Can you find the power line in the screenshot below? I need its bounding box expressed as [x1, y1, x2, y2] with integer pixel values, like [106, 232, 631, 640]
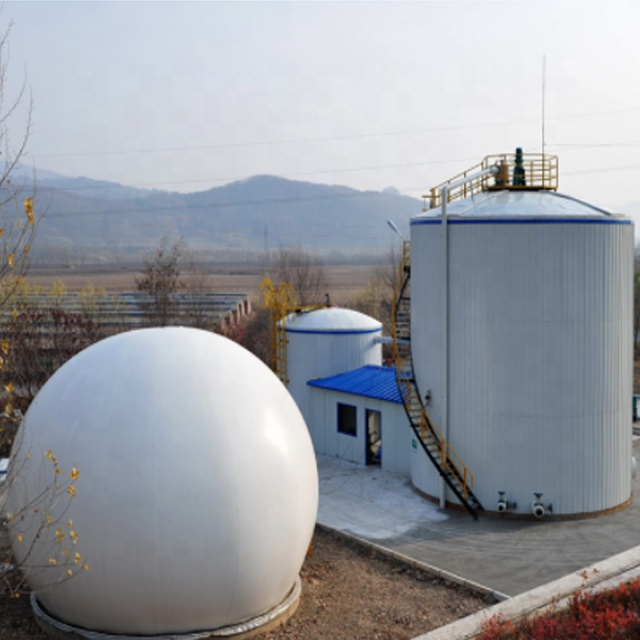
[563, 163, 640, 176]
[30, 105, 640, 161]
[29, 120, 538, 159]
[548, 142, 640, 149]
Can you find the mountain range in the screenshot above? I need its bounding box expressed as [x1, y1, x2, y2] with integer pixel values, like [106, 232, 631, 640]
[23, 166, 637, 267]
[22, 168, 420, 265]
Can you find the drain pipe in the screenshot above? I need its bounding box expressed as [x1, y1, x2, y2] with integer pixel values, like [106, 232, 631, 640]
[440, 165, 499, 509]
[440, 186, 449, 509]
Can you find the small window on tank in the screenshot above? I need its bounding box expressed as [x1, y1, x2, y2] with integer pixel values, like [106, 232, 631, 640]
[337, 403, 357, 437]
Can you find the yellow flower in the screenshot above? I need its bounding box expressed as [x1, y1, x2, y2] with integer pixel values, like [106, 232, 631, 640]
[4, 382, 13, 393]
[0, 339, 9, 355]
[67, 485, 76, 498]
[82, 564, 89, 571]
[48, 557, 57, 565]
[74, 552, 81, 564]
[55, 528, 64, 544]
[7, 253, 14, 268]
[45, 513, 53, 525]
[69, 467, 79, 481]
[67, 519, 73, 529]
[45, 450, 54, 461]
[69, 530, 77, 544]
[16, 532, 22, 543]
[66, 568, 73, 577]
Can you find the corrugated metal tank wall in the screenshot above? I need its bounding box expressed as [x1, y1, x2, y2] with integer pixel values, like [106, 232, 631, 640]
[410, 192, 634, 516]
[285, 308, 382, 424]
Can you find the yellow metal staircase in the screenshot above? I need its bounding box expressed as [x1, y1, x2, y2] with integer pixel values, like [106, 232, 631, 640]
[391, 241, 483, 519]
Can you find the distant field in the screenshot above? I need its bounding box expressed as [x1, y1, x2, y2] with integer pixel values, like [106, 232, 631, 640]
[23, 262, 379, 306]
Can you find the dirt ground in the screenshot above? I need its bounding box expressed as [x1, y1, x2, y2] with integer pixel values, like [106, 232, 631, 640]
[0, 527, 488, 640]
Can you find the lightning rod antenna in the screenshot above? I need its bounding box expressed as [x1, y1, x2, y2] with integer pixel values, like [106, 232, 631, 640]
[542, 55, 546, 157]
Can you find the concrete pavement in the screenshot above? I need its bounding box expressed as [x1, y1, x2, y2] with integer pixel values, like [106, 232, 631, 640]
[316, 438, 640, 598]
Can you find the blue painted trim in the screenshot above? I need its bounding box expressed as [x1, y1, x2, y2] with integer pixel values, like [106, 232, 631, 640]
[285, 327, 380, 335]
[411, 218, 632, 226]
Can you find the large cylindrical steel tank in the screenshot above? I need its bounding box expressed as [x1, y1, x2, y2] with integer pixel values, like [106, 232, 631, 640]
[410, 190, 634, 516]
[284, 308, 382, 423]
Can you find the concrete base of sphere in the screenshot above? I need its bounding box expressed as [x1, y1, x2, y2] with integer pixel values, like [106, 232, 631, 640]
[31, 578, 302, 640]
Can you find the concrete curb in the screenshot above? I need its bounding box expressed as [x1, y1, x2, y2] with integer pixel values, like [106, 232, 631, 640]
[414, 544, 640, 640]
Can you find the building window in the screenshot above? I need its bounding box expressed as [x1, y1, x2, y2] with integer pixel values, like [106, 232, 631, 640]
[337, 403, 357, 437]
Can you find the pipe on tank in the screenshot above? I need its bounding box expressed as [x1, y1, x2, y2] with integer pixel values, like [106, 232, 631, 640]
[531, 492, 552, 519]
[497, 490, 516, 513]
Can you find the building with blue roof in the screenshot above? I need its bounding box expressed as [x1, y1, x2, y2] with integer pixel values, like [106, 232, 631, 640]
[306, 365, 412, 475]
[277, 307, 414, 478]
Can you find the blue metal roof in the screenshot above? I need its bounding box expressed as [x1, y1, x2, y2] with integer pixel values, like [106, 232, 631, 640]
[307, 365, 402, 404]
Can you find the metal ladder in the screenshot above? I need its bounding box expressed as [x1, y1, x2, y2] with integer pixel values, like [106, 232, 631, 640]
[391, 241, 483, 519]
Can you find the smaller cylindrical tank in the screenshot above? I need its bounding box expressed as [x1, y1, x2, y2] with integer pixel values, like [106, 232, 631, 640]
[285, 308, 382, 423]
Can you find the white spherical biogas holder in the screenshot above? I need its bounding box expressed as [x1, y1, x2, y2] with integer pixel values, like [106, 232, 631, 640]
[5, 327, 318, 638]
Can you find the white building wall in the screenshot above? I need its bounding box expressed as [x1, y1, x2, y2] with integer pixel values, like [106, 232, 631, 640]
[380, 402, 413, 476]
[307, 388, 412, 475]
[411, 215, 633, 515]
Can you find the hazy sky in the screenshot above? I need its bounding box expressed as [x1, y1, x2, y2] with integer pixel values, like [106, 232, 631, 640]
[2, 1, 640, 211]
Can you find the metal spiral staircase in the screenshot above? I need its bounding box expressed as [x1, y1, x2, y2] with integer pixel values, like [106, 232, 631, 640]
[391, 241, 483, 519]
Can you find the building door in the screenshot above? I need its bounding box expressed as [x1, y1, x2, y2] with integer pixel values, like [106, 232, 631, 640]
[365, 409, 381, 466]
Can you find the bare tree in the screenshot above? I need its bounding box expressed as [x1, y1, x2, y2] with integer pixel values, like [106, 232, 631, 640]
[349, 246, 398, 335]
[269, 246, 329, 306]
[7, 306, 99, 412]
[0, 18, 38, 457]
[234, 306, 271, 365]
[135, 238, 183, 326]
[0, 25, 36, 310]
[181, 259, 216, 330]
[0, 22, 89, 598]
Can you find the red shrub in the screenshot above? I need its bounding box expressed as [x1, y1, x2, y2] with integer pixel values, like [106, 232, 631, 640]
[479, 579, 640, 640]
